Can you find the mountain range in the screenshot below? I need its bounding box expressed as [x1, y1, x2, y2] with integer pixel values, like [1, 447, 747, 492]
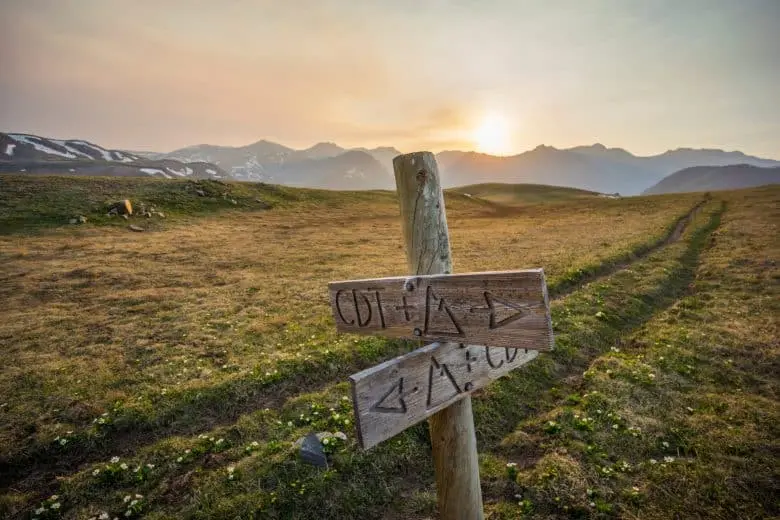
[0, 133, 229, 180]
[3, 132, 779, 195]
[156, 140, 780, 194]
[138, 141, 400, 190]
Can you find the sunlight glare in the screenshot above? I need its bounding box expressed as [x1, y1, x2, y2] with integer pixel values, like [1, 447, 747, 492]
[472, 112, 513, 155]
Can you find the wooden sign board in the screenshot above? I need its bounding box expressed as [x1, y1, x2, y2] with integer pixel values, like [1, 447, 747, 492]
[350, 341, 538, 449]
[329, 269, 553, 352]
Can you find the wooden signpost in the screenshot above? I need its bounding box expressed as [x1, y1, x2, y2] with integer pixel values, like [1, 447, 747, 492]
[327, 151, 554, 519]
[328, 270, 553, 351]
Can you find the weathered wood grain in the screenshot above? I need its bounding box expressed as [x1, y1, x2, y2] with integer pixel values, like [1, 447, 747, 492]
[393, 151, 484, 520]
[350, 341, 538, 450]
[328, 269, 554, 351]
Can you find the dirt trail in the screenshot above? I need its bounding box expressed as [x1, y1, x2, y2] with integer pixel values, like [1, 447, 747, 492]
[550, 196, 710, 299]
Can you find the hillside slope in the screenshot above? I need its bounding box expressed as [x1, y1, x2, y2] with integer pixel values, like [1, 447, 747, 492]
[449, 182, 602, 205]
[0, 133, 229, 180]
[643, 164, 780, 194]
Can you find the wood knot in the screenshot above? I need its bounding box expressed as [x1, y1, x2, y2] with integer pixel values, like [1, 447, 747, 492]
[416, 170, 427, 185]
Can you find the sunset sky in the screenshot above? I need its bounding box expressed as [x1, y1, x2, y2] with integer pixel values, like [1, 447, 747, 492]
[1, 0, 778, 157]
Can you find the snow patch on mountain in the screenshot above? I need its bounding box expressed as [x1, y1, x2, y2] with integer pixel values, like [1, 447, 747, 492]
[50, 140, 95, 160]
[140, 168, 172, 179]
[10, 134, 77, 159]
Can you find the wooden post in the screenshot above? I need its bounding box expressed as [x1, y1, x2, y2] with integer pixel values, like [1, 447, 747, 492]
[393, 152, 484, 520]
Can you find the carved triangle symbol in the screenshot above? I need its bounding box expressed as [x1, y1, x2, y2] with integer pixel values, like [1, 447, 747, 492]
[424, 286, 465, 338]
[370, 378, 407, 414]
[426, 357, 462, 409]
[485, 292, 525, 329]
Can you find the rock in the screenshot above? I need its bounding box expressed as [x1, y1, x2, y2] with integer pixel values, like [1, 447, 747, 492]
[146, 213, 152, 218]
[157, 212, 165, 218]
[230, 199, 237, 205]
[196, 189, 206, 197]
[78, 216, 87, 224]
[108, 207, 118, 216]
[68, 218, 78, 225]
[109, 200, 133, 215]
[297, 433, 327, 468]
[128, 225, 144, 232]
[121, 214, 129, 220]
[255, 199, 271, 209]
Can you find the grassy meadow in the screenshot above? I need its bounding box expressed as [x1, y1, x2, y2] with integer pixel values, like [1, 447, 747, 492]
[0, 175, 777, 519]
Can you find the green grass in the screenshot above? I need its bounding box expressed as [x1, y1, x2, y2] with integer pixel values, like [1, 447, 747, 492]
[0, 175, 776, 520]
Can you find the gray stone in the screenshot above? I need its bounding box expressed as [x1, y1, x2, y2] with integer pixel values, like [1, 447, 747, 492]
[297, 433, 327, 468]
[128, 225, 144, 232]
[68, 218, 78, 225]
[196, 189, 206, 197]
[78, 216, 87, 224]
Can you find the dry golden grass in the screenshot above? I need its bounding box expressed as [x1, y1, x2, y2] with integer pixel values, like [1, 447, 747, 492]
[0, 192, 699, 459]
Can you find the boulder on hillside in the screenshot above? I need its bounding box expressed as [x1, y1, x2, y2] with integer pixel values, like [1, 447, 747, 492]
[108, 199, 133, 215]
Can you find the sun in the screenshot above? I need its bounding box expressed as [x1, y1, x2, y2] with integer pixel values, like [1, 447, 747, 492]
[472, 112, 513, 155]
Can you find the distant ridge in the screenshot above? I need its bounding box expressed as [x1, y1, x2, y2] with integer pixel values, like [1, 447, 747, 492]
[0, 133, 228, 180]
[4, 132, 779, 194]
[642, 164, 780, 195]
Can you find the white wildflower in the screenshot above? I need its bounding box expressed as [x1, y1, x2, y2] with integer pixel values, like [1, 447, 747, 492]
[111, 456, 120, 464]
[51, 503, 61, 510]
[664, 456, 674, 463]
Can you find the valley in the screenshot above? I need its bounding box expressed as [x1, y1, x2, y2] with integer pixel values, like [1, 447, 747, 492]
[0, 175, 776, 519]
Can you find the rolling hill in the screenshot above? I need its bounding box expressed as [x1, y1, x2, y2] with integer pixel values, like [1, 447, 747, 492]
[0, 133, 228, 180]
[449, 183, 602, 205]
[643, 164, 780, 194]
